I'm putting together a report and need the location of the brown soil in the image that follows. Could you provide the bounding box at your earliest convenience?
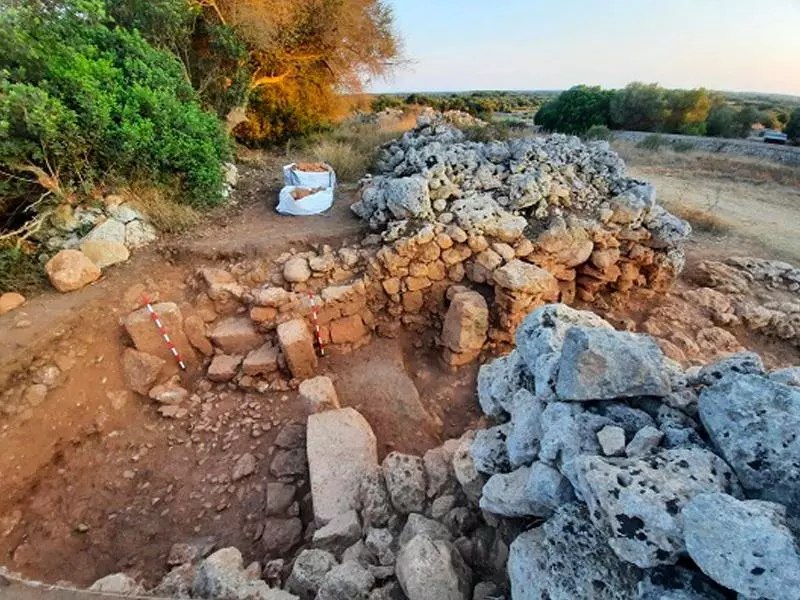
[1,149,799,590]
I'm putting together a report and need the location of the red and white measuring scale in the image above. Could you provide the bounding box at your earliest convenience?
[142,295,187,370]
[308,292,326,357]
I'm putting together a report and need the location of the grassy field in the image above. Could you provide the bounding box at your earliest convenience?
[615,141,800,263]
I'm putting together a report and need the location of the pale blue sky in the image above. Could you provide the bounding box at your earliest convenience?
[373,0,800,95]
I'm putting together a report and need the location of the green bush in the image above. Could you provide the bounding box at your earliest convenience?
[636,133,668,151]
[0,0,230,211]
[534,85,613,135]
[0,245,46,294]
[671,140,695,153]
[584,125,615,141]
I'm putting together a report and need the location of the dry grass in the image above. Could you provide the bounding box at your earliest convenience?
[666,202,732,235]
[303,112,418,183]
[123,185,199,233]
[614,140,800,188]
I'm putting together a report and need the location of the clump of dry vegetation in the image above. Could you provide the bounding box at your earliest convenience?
[124,186,199,234]
[667,202,732,235]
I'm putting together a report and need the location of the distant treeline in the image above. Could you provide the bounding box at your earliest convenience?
[371,91,550,118]
[533,83,800,141]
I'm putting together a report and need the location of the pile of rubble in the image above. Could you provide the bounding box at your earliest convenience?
[469,303,800,599]
[348,114,690,343]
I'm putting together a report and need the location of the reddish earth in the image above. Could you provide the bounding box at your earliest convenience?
[1,154,798,589]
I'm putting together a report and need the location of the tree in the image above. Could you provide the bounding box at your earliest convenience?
[534,85,612,135]
[786,108,800,142]
[609,82,667,132]
[705,105,737,138]
[734,106,760,137]
[664,88,711,134]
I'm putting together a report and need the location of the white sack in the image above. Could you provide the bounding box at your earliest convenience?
[283,163,337,189]
[276,186,334,216]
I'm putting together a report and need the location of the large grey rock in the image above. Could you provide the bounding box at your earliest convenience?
[476,351,534,416]
[423,439,460,498]
[683,493,800,600]
[524,461,576,518]
[365,527,396,565]
[317,561,375,600]
[479,467,538,518]
[555,327,671,401]
[573,448,741,568]
[470,424,511,475]
[538,401,609,488]
[398,513,453,547]
[287,549,337,600]
[82,217,127,244]
[625,426,664,457]
[691,351,764,387]
[312,510,362,557]
[699,374,800,514]
[88,573,143,595]
[515,304,613,402]
[395,535,472,600]
[508,503,641,600]
[506,389,545,467]
[382,452,427,514]
[597,425,626,457]
[307,408,378,525]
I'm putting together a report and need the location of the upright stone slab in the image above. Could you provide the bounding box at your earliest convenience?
[441,290,489,357]
[278,319,318,380]
[307,408,378,525]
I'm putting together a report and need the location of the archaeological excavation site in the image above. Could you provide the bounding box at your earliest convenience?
[3,113,800,600]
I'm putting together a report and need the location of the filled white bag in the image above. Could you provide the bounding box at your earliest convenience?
[283,163,337,189]
[276,186,334,216]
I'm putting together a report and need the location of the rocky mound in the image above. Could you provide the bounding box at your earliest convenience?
[471,304,800,599]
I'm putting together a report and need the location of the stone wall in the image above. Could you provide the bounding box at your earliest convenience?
[615,130,800,166]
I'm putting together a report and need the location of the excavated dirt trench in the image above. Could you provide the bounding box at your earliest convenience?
[2,157,800,592]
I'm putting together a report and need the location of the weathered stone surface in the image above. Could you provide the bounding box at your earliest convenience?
[79,239,130,269]
[452,431,485,503]
[232,452,257,480]
[308,408,378,525]
[125,220,158,248]
[441,291,488,353]
[242,343,279,376]
[82,218,126,244]
[207,354,242,382]
[508,503,641,600]
[636,566,727,600]
[573,448,740,568]
[597,425,626,457]
[395,535,472,600]
[365,527,396,566]
[262,517,303,557]
[121,348,165,395]
[330,315,369,344]
[184,315,213,356]
[88,573,143,595]
[299,376,340,413]
[210,317,263,354]
[284,257,312,283]
[691,351,764,387]
[277,319,318,379]
[193,547,298,600]
[167,537,216,566]
[477,351,535,416]
[470,424,510,475]
[506,389,545,467]
[423,440,459,498]
[0,292,25,314]
[124,302,192,365]
[699,374,800,513]
[313,510,362,557]
[515,304,613,402]
[492,259,559,295]
[317,561,375,600]
[398,513,452,548]
[45,249,101,292]
[524,461,576,518]
[382,452,427,515]
[287,549,337,600]
[479,467,539,518]
[555,327,671,401]
[684,493,800,600]
[266,482,296,517]
[625,425,664,457]
[148,376,189,405]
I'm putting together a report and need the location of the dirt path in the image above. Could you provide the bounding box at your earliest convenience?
[628,164,800,264]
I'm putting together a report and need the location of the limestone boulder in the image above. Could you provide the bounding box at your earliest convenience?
[79,239,130,269]
[441,290,488,354]
[307,408,378,525]
[395,535,471,600]
[299,376,340,413]
[492,259,559,296]
[277,319,318,380]
[210,317,263,354]
[123,302,193,365]
[121,347,165,395]
[0,292,25,314]
[382,452,427,515]
[45,249,101,292]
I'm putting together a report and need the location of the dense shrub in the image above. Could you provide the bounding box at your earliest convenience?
[0,0,230,212]
[784,108,800,142]
[584,125,615,141]
[534,86,612,134]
